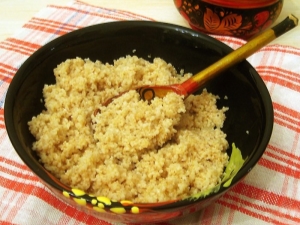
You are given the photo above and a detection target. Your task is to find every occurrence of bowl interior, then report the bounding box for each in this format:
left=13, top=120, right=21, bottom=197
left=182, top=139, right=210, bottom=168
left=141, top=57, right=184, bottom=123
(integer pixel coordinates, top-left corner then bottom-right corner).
left=4, top=21, right=273, bottom=207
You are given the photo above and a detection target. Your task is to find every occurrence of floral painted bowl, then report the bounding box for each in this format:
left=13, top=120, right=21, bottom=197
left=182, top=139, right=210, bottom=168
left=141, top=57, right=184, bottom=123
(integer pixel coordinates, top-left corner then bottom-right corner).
left=4, top=21, right=273, bottom=223
left=174, top=0, right=284, bottom=39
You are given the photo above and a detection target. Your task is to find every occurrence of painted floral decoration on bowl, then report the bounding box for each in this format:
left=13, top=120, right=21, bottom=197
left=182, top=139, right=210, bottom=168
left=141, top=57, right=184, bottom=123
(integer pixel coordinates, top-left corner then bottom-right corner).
left=174, top=0, right=283, bottom=39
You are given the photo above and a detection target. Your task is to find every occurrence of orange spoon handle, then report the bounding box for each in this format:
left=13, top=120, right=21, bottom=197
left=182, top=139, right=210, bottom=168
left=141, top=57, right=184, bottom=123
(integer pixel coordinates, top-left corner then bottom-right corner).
left=179, top=14, right=298, bottom=96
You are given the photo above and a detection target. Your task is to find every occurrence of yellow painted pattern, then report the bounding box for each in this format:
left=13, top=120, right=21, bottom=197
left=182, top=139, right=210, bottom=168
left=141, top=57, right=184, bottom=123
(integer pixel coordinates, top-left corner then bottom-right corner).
left=93, top=206, right=106, bottom=213
left=131, top=206, right=140, bottom=214
left=110, top=207, right=126, bottom=214
left=62, top=191, right=70, bottom=198
left=62, top=189, right=143, bottom=214
left=97, top=203, right=105, bottom=209
left=72, top=188, right=86, bottom=196
left=73, top=197, right=87, bottom=206
left=97, top=196, right=111, bottom=205
left=91, top=199, right=97, bottom=205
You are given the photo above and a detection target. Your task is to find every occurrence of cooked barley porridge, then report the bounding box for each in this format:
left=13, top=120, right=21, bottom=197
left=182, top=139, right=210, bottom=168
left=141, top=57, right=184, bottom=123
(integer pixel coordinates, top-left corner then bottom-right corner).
left=28, top=56, right=229, bottom=203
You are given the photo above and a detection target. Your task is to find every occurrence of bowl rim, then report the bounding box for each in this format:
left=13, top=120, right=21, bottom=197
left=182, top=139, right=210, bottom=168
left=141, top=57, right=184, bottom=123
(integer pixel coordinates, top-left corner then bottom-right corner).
left=4, top=20, right=274, bottom=212
left=199, top=0, right=281, bottom=9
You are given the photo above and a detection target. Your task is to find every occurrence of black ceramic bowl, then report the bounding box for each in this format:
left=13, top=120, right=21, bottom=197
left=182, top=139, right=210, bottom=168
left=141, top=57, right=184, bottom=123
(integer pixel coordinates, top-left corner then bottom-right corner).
left=4, top=21, right=273, bottom=223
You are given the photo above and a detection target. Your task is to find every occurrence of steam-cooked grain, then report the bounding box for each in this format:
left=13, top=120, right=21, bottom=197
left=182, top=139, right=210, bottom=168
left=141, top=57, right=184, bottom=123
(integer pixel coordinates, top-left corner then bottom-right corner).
left=28, top=56, right=228, bottom=202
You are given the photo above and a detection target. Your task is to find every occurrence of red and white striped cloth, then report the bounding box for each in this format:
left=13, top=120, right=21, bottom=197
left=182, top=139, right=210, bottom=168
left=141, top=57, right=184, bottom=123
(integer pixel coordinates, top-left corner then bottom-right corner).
left=0, top=1, right=300, bottom=224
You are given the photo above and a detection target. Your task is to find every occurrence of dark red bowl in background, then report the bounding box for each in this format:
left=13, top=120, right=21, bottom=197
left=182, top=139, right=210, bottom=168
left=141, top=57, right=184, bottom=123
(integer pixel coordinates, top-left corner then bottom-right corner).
left=174, top=0, right=283, bottom=39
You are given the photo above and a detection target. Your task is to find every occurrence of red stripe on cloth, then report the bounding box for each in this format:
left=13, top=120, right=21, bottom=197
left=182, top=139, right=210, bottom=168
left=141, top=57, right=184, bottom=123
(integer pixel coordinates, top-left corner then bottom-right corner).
left=0, top=38, right=41, bottom=56
left=259, top=157, right=300, bottom=179
left=217, top=199, right=288, bottom=225
left=274, top=104, right=300, bottom=124
left=273, top=103, right=300, bottom=133
left=0, top=62, right=17, bottom=72
left=0, top=73, right=13, bottom=84
left=0, top=63, right=17, bottom=84
left=232, top=183, right=300, bottom=211
left=23, top=23, right=72, bottom=37
left=275, top=116, right=300, bottom=134
left=0, top=221, right=17, bottom=225
left=7, top=37, right=41, bottom=51
left=49, top=5, right=132, bottom=22
left=258, top=67, right=300, bottom=93
left=261, top=74, right=300, bottom=93
left=264, top=149, right=300, bottom=170
left=263, top=45, right=300, bottom=57
left=24, top=17, right=81, bottom=36
left=49, top=4, right=153, bottom=22
left=0, top=67, right=16, bottom=83
left=274, top=102, right=300, bottom=116
left=219, top=190, right=300, bottom=224
left=30, top=17, right=79, bottom=32
left=0, top=156, right=29, bottom=171
left=21, top=5, right=153, bottom=43
left=268, top=144, right=300, bottom=162
left=0, top=109, right=5, bottom=129
left=73, top=0, right=154, bottom=21
left=1, top=176, right=111, bottom=224
left=0, top=164, right=38, bottom=183
left=257, top=66, right=300, bottom=84
left=274, top=112, right=300, bottom=133
left=0, top=63, right=18, bottom=75
left=219, top=183, right=300, bottom=224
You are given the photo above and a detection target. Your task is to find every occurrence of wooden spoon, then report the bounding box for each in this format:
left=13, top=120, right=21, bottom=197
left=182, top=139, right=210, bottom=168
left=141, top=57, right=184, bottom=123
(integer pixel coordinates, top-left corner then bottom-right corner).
left=105, top=14, right=298, bottom=105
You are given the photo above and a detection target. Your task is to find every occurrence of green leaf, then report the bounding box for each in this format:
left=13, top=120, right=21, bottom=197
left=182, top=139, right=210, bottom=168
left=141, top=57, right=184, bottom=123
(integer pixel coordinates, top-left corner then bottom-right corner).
left=222, top=143, right=245, bottom=187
